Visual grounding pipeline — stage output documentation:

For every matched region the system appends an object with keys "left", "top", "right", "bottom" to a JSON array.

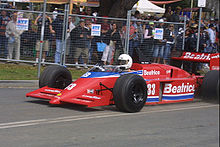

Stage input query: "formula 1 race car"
[{"left": 26, "top": 53, "right": 219, "bottom": 113}]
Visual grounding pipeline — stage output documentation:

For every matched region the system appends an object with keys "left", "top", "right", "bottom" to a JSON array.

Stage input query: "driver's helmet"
[{"left": 118, "top": 54, "right": 133, "bottom": 69}]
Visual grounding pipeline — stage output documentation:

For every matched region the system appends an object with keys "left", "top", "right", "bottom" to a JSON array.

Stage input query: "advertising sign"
[
  {"left": 198, "top": 0, "right": 206, "bottom": 7},
  {"left": 154, "top": 28, "right": 164, "bottom": 40},
  {"left": 91, "top": 24, "right": 101, "bottom": 36},
  {"left": 16, "top": 18, "right": 29, "bottom": 31}
]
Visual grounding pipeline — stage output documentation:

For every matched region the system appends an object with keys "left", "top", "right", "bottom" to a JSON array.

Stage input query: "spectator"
[
  {"left": 72, "top": 5, "right": 80, "bottom": 26},
  {"left": 34, "top": 14, "right": 54, "bottom": 66},
  {"left": 128, "top": 21, "right": 138, "bottom": 57},
  {"left": 184, "top": 29, "right": 191, "bottom": 51},
  {"left": 20, "top": 27, "right": 37, "bottom": 57},
  {"left": 205, "top": 24, "right": 217, "bottom": 53},
  {"left": 184, "top": 24, "right": 199, "bottom": 74},
  {"left": 132, "top": 10, "right": 141, "bottom": 20},
  {"left": 112, "top": 23, "right": 124, "bottom": 64},
  {"left": 66, "top": 16, "right": 76, "bottom": 57},
  {"left": 70, "top": 19, "right": 90, "bottom": 69},
  {"left": 171, "top": 6, "right": 181, "bottom": 35},
  {"left": 199, "top": 26, "right": 209, "bottom": 52},
  {"left": 84, "top": 7, "right": 96, "bottom": 23},
  {"left": 101, "top": 17, "right": 110, "bottom": 33},
  {"left": 215, "top": 19, "right": 219, "bottom": 51},
  {"left": 0, "top": 10, "right": 10, "bottom": 58},
  {"left": 52, "top": 14, "right": 65, "bottom": 64},
  {"left": 170, "top": 6, "right": 181, "bottom": 22},
  {"left": 186, "top": 24, "right": 198, "bottom": 52},
  {"left": 142, "top": 21, "right": 154, "bottom": 61},
  {"left": 164, "top": 24, "right": 175, "bottom": 64},
  {"left": 134, "top": 19, "right": 144, "bottom": 45},
  {"left": 100, "top": 21, "right": 111, "bottom": 65},
  {"left": 84, "top": 18, "right": 94, "bottom": 64},
  {"left": 163, "top": 6, "right": 172, "bottom": 22},
  {"left": 5, "top": 12, "right": 23, "bottom": 62},
  {"left": 153, "top": 19, "right": 166, "bottom": 64},
  {"left": 52, "top": 8, "right": 58, "bottom": 20}
]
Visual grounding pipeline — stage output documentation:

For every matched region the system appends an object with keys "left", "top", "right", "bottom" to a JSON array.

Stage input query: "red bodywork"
[{"left": 26, "top": 63, "right": 202, "bottom": 108}]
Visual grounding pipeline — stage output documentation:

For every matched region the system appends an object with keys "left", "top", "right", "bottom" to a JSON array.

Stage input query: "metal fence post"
[
  {"left": 37, "top": 0, "right": 47, "bottom": 78},
  {"left": 61, "top": 4, "right": 69, "bottom": 66},
  {"left": 62, "top": 4, "right": 70, "bottom": 66},
  {"left": 125, "top": 10, "right": 131, "bottom": 54},
  {"left": 182, "top": 15, "right": 187, "bottom": 51},
  {"left": 196, "top": 7, "right": 202, "bottom": 52}
]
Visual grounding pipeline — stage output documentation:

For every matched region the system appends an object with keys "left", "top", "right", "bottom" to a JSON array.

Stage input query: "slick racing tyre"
[
  {"left": 39, "top": 65, "right": 72, "bottom": 89},
  {"left": 113, "top": 74, "right": 147, "bottom": 113},
  {"left": 201, "top": 70, "right": 219, "bottom": 101}
]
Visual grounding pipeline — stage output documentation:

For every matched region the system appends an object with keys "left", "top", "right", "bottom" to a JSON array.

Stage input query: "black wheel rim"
[
  {"left": 55, "top": 75, "right": 68, "bottom": 89},
  {"left": 131, "top": 84, "right": 144, "bottom": 104}
]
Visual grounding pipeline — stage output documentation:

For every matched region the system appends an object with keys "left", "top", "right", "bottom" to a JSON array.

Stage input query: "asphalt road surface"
[{"left": 0, "top": 88, "right": 219, "bottom": 147}]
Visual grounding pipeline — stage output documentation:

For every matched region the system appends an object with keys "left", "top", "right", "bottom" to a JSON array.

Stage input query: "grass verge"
[{"left": 0, "top": 63, "right": 87, "bottom": 80}]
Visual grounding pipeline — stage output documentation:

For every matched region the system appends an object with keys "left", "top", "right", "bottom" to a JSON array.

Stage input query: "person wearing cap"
[
  {"left": 70, "top": 19, "right": 90, "bottom": 69},
  {"left": 52, "top": 8, "right": 58, "bottom": 20}
]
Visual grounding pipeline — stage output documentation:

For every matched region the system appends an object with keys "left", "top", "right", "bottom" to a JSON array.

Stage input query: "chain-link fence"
[{"left": 0, "top": 7, "right": 185, "bottom": 69}]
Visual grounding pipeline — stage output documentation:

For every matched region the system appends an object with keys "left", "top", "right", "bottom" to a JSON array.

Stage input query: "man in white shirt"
[
  {"left": 5, "top": 12, "right": 23, "bottom": 61},
  {"left": 206, "top": 24, "right": 216, "bottom": 53}
]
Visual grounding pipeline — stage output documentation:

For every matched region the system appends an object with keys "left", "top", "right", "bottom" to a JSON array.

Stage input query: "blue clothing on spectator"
[{"left": 55, "top": 39, "right": 63, "bottom": 63}]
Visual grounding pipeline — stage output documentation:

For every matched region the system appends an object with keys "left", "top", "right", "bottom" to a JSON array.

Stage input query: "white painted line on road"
[{"left": 0, "top": 104, "right": 218, "bottom": 130}]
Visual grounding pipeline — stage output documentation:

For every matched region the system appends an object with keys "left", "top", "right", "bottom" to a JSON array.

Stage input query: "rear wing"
[{"left": 172, "top": 52, "right": 220, "bottom": 71}]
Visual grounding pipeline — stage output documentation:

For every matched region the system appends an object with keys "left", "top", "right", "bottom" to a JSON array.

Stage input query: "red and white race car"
[{"left": 26, "top": 53, "right": 219, "bottom": 113}]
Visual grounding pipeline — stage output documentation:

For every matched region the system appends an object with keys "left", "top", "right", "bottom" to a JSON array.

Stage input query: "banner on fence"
[
  {"left": 154, "top": 28, "right": 164, "bottom": 40},
  {"left": 16, "top": 18, "right": 29, "bottom": 31},
  {"left": 91, "top": 24, "right": 101, "bottom": 36}
]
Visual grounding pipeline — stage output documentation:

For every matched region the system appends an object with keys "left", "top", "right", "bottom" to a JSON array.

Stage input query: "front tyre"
[
  {"left": 39, "top": 65, "right": 72, "bottom": 89},
  {"left": 113, "top": 74, "right": 147, "bottom": 113}
]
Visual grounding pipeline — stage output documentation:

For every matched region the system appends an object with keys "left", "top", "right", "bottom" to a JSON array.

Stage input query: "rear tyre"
[
  {"left": 201, "top": 70, "right": 219, "bottom": 102},
  {"left": 113, "top": 74, "right": 147, "bottom": 113},
  {"left": 39, "top": 65, "right": 72, "bottom": 89}
]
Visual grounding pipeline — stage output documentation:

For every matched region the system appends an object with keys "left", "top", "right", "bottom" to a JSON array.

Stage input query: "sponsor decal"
[
  {"left": 143, "top": 70, "right": 160, "bottom": 76},
  {"left": 65, "top": 83, "right": 77, "bottom": 90},
  {"left": 164, "top": 83, "right": 195, "bottom": 94},
  {"left": 81, "top": 72, "right": 91, "bottom": 78},
  {"left": 87, "top": 89, "right": 94, "bottom": 94},
  {"left": 44, "top": 89, "right": 61, "bottom": 93},
  {"left": 211, "top": 54, "right": 219, "bottom": 59},
  {"left": 211, "top": 66, "right": 220, "bottom": 70},
  {"left": 166, "top": 70, "right": 171, "bottom": 74},
  {"left": 82, "top": 95, "right": 101, "bottom": 99},
  {"left": 183, "top": 52, "right": 210, "bottom": 60}
]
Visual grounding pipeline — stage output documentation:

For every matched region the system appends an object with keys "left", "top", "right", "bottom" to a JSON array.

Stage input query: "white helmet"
[{"left": 118, "top": 54, "right": 133, "bottom": 69}]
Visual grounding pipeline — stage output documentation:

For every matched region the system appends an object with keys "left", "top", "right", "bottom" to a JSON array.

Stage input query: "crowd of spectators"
[{"left": 0, "top": 5, "right": 219, "bottom": 71}]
